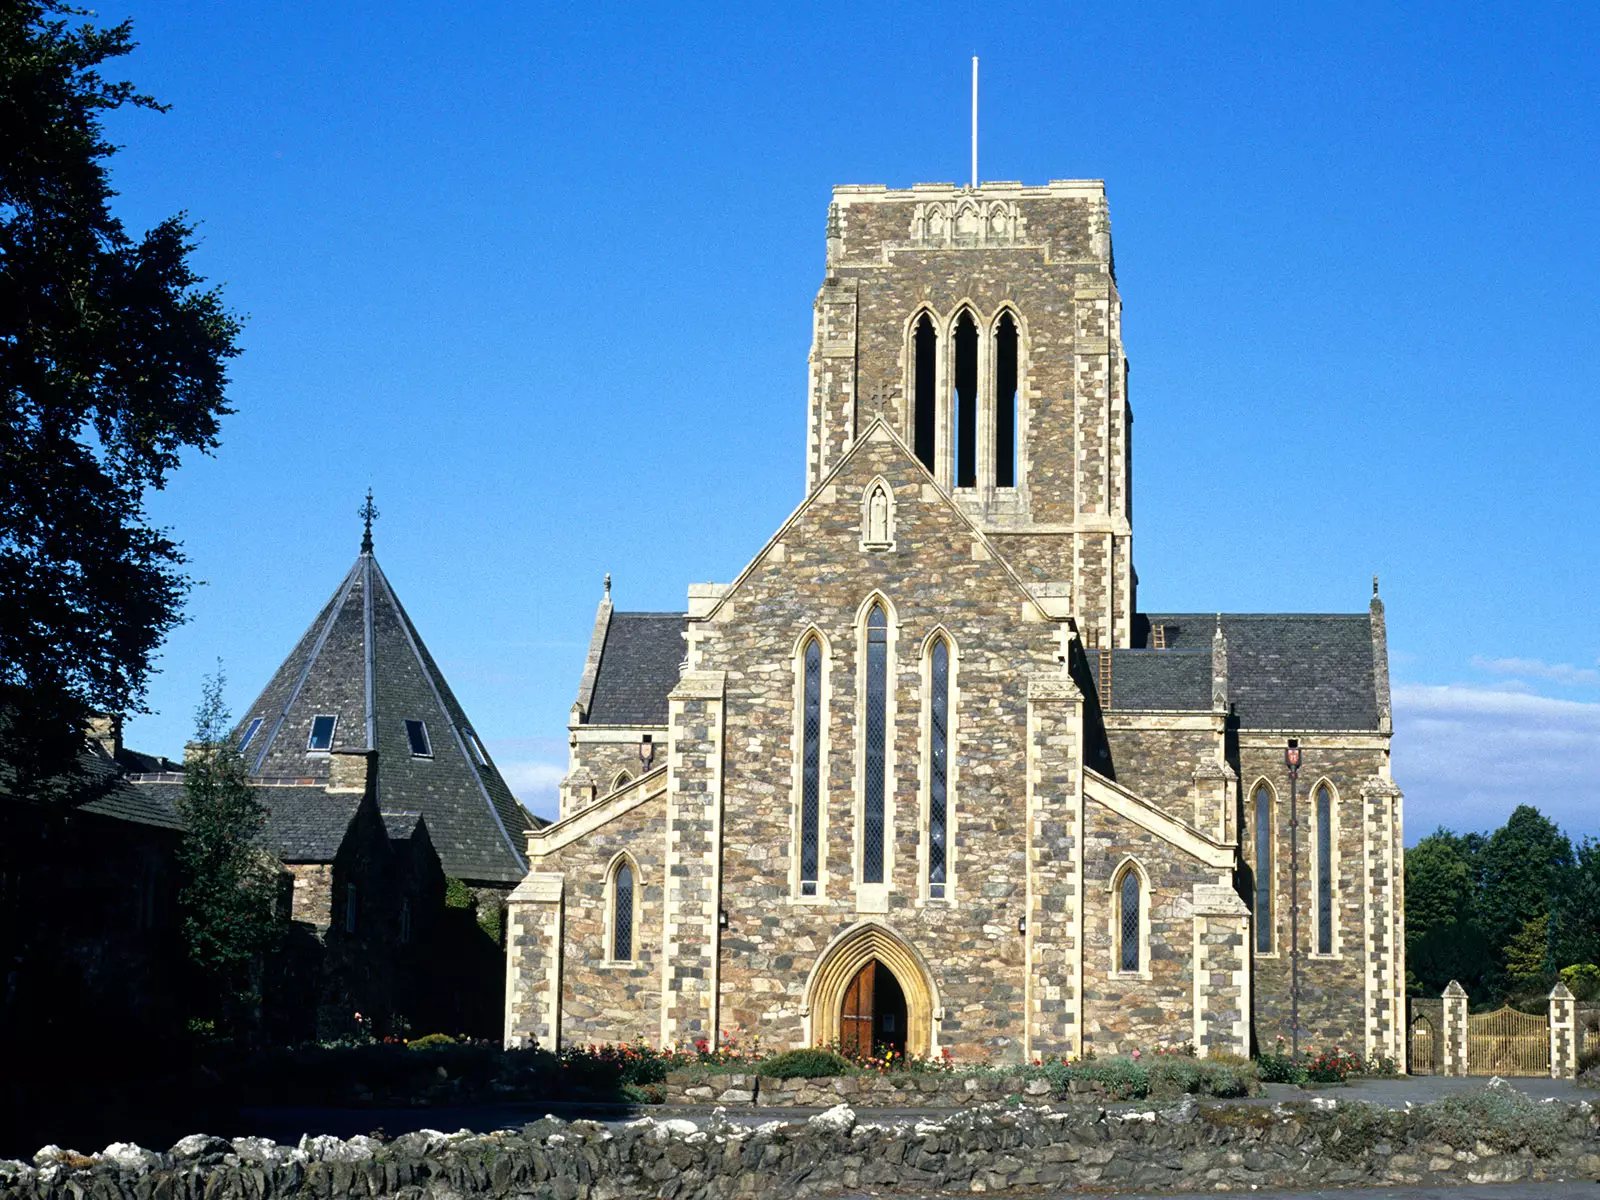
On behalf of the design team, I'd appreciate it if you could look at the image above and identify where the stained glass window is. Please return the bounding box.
[928,638,949,899]
[1254,785,1273,953]
[799,638,822,896]
[863,605,888,883]
[1317,785,1333,954]
[1119,868,1141,972]
[613,861,634,961]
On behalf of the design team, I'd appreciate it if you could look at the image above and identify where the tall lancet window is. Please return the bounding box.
[913,314,937,471]
[799,637,823,896]
[1118,866,1142,973]
[927,637,950,899]
[994,312,1018,487]
[1316,784,1334,954]
[953,311,978,488]
[610,858,635,962]
[862,604,889,883]
[1254,784,1274,953]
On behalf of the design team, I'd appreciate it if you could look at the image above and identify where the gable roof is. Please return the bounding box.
[1140,613,1379,731]
[231,546,531,884]
[1105,649,1213,711]
[585,613,685,726]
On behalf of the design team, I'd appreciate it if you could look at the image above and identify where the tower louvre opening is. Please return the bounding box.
[995,312,1017,487]
[913,314,937,471]
[954,311,978,488]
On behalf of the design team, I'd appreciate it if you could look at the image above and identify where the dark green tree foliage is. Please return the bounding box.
[1405,830,1493,996]
[176,671,282,1027]
[1554,838,1600,968]
[0,2,240,788]
[1476,806,1572,966]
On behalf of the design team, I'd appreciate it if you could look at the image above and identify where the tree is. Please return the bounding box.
[1405,829,1493,995]
[1,2,241,790]
[1554,838,1600,967]
[1475,805,1573,963]
[176,670,282,1030]
[1503,913,1552,989]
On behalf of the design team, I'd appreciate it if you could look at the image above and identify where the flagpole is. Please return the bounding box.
[971,57,979,188]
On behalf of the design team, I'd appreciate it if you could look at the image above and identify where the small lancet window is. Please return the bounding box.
[927,638,950,899]
[611,859,635,962]
[863,604,889,884]
[612,770,633,792]
[308,714,338,752]
[1254,785,1274,953]
[237,717,263,752]
[799,637,823,896]
[404,719,432,758]
[953,312,978,488]
[994,312,1018,488]
[1316,784,1334,954]
[913,314,938,471]
[1118,866,1142,972]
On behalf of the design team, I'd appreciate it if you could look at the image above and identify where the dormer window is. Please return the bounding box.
[238,717,263,752]
[404,719,433,758]
[307,714,337,752]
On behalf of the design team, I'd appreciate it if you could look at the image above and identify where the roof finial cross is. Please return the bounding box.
[359,489,379,553]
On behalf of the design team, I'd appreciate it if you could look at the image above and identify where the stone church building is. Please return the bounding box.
[506,179,1405,1065]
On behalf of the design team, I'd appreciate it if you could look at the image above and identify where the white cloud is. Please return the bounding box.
[1392,683,1600,840]
[1469,655,1600,686]
[492,757,566,822]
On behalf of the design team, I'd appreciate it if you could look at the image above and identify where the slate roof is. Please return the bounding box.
[585,613,686,727]
[231,545,532,885]
[1140,613,1380,731]
[1106,649,1213,711]
[73,748,186,831]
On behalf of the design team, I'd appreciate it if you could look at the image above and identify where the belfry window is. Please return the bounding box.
[913,314,937,471]
[994,312,1018,487]
[610,858,635,962]
[953,312,978,488]
[1117,865,1142,972]
[863,604,888,883]
[1316,784,1334,954]
[927,637,950,899]
[1254,784,1273,953]
[799,637,823,896]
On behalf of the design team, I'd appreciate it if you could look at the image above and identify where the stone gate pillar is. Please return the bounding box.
[1441,980,1468,1077]
[1024,677,1084,1063]
[504,873,564,1049]
[660,670,727,1048]
[1549,982,1577,1079]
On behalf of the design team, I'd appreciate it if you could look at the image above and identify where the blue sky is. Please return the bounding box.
[105,1,1599,840]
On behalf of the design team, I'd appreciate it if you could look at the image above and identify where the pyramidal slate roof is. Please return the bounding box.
[235,545,530,885]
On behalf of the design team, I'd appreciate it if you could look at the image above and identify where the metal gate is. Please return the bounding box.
[1468,1005,1550,1075]
[1408,1016,1437,1075]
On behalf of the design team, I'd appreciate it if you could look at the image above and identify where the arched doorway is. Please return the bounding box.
[840,959,908,1058]
[805,921,937,1057]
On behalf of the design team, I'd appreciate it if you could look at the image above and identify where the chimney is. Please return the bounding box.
[85,713,122,759]
[327,747,376,794]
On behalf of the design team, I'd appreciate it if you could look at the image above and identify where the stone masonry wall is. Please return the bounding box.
[702,432,1066,1061]
[1239,743,1389,1055]
[1080,804,1215,1054]
[11,1095,1599,1200]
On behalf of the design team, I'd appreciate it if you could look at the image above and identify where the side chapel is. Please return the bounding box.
[505,179,1406,1064]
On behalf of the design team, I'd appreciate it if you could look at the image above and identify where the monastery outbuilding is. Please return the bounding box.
[506,178,1404,1065]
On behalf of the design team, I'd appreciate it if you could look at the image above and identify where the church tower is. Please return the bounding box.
[806,181,1134,648]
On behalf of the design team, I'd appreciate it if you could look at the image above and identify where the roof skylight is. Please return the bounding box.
[404,719,433,758]
[307,714,337,752]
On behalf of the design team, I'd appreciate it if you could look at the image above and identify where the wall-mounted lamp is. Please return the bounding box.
[639,734,654,771]
[1017,915,1027,936]
[718,908,729,931]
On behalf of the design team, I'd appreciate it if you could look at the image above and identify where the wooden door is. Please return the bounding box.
[840,961,876,1057]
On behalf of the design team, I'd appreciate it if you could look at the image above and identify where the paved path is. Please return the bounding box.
[836,1190,1600,1200]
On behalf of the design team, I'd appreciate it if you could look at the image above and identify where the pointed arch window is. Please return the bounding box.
[926,636,950,899]
[1316,783,1334,955]
[862,604,889,883]
[798,636,823,896]
[1253,784,1274,953]
[994,312,1018,487]
[1116,864,1142,973]
[953,311,978,488]
[913,313,937,471]
[612,770,633,792]
[610,857,636,962]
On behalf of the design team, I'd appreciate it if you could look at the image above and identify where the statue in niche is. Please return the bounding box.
[868,486,890,544]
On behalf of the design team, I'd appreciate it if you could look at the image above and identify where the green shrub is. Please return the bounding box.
[1305,1047,1363,1083]
[1561,963,1600,1001]
[406,1033,457,1051]
[1256,1043,1308,1084]
[1148,1055,1257,1098]
[757,1048,857,1079]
